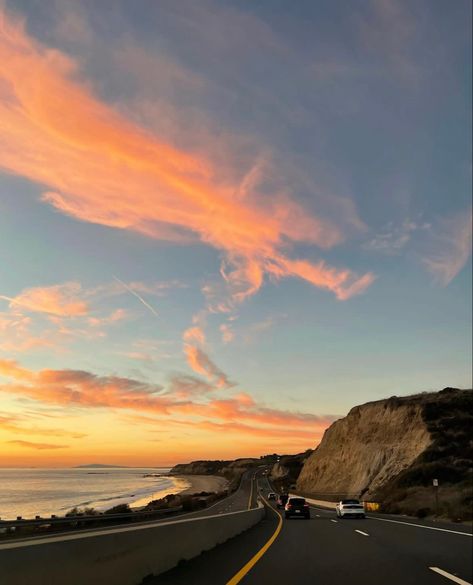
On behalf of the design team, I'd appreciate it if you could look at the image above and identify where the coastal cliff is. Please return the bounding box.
[270,451,313,491]
[170,458,260,478]
[296,388,472,519]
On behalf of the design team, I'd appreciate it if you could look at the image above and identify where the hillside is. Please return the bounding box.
[169,455,280,490]
[296,388,473,520]
[270,450,313,492]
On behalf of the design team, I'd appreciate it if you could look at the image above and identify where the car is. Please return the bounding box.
[335,499,365,518]
[284,497,310,519]
[276,494,289,509]
[267,492,277,500]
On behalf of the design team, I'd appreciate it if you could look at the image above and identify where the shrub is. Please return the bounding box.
[104,504,132,515]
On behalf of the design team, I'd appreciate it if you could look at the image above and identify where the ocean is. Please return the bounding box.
[0,468,189,520]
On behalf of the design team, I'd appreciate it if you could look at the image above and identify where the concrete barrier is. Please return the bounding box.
[0,504,265,585]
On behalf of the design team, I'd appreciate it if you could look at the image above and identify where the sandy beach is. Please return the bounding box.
[174,474,229,496]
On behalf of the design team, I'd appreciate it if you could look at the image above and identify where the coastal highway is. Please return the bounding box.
[4,469,260,546]
[151,474,473,585]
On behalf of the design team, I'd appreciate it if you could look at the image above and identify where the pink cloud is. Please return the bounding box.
[0,11,374,307]
[0,282,88,317]
[0,360,337,446]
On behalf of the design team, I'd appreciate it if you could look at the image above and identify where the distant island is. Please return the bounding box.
[74,464,130,468]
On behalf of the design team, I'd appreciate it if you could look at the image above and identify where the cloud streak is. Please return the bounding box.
[0,360,337,444]
[0,10,374,306]
[0,282,88,317]
[422,209,472,285]
[7,439,68,450]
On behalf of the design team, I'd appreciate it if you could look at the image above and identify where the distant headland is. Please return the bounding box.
[74,464,130,469]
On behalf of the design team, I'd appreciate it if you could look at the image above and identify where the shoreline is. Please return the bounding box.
[172,474,229,497]
[130,474,229,511]
[0,471,230,520]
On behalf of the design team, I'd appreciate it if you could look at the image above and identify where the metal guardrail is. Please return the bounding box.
[0,506,183,530]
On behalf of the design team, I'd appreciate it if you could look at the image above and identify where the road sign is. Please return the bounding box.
[433,479,439,487]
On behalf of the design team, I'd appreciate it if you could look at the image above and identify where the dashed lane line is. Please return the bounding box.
[369,517,473,537]
[355,530,369,537]
[429,567,472,585]
[330,519,338,523]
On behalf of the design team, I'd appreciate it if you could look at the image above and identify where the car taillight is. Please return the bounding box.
[303,503,309,508]
[286,505,292,509]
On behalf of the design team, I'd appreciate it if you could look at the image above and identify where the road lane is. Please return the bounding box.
[150,476,472,585]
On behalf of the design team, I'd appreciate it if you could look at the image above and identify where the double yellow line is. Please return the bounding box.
[247,473,255,510]
[227,492,283,585]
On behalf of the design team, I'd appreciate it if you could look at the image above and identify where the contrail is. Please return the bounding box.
[113,276,159,318]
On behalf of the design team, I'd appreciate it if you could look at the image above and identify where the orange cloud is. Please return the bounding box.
[7,439,68,450]
[0,282,88,317]
[0,11,374,306]
[184,345,233,389]
[0,360,336,448]
[0,414,86,438]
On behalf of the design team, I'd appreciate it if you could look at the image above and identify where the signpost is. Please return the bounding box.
[433,479,439,517]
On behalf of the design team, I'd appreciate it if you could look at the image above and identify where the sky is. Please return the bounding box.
[0,0,471,467]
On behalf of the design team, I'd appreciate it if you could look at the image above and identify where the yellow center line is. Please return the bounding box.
[247,474,254,510]
[227,495,283,585]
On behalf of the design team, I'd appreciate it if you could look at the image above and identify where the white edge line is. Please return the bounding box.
[429,567,472,585]
[0,502,264,551]
[355,530,369,537]
[370,516,473,537]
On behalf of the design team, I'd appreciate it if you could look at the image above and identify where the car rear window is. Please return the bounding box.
[342,499,360,504]
[289,498,306,505]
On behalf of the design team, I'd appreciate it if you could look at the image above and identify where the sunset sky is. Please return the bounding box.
[0,1,471,467]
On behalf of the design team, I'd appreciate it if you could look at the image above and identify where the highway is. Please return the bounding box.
[3,469,259,547]
[150,471,473,585]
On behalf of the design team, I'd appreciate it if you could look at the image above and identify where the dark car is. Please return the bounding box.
[277,494,289,509]
[285,497,310,519]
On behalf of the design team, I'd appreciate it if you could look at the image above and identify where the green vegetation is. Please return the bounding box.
[376,388,473,521]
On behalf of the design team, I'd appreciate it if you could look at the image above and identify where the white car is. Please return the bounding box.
[336,499,365,518]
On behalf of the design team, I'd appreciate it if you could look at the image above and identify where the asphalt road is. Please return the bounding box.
[150,474,473,585]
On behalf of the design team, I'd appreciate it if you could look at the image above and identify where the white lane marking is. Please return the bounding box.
[330,519,338,523]
[355,530,369,537]
[429,567,472,585]
[369,517,473,537]
[315,515,320,518]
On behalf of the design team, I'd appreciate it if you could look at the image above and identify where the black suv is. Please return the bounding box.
[284,497,310,519]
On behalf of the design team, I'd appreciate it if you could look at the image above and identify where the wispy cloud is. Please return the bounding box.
[0,414,86,439]
[7,439,68,450]
[0,282,88,317]
[0,359,337,443]
[363,218,431,254]
[422,209,472,285]
[0,10,374,308]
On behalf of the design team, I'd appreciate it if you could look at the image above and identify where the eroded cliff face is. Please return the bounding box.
[296,399,431,498]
